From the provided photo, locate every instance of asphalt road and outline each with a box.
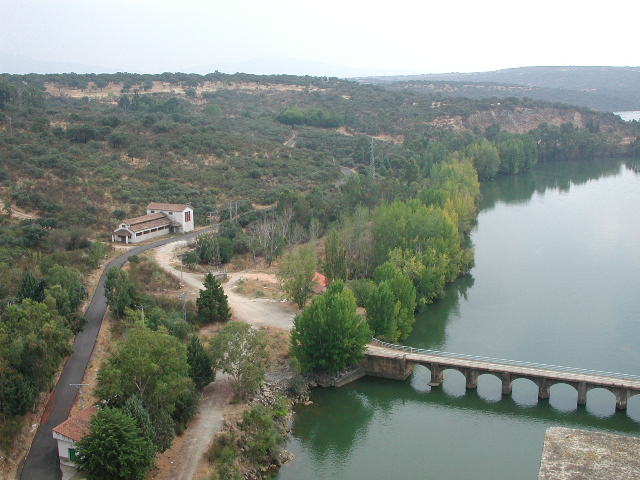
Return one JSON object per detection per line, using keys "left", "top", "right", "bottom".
{"left": 20, "top": 228, "right": 213, "bottom": 480}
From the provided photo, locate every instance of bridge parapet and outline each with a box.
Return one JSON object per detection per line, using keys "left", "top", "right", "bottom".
{"left": 366, "top": 339, "right": 640, "bottom": 411}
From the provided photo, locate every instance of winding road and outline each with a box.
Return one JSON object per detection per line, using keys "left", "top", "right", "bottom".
{"left": 20, "top": 228, "right": 214, "bottom": 480}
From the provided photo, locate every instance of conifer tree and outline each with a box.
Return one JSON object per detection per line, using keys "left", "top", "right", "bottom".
{"left": 16, "top": 271, "right": 46, "bottom": 303}
{"left": 196, "top": 273, "right": 231, "bottom": 324}
{"left": 187, "top": 335, "right": 214, "bottom": 390}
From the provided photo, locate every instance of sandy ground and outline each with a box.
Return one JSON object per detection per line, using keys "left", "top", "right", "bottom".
{"left": 151, "top": 375, "right": 234, "bottom": 480}
{"left": 0, "top": 201, "right": 39, "bottom": 220}
{"left": 149, "top": 242, "right": 296, "bottom": 479}
{"left": 152, "top": 242, "right": 297, "bottom": 330}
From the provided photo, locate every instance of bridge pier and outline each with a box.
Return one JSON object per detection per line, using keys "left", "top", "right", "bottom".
{"left": 577, "top": 382, "right": 587, "bottom": 407}
{"left": 429, "top": 363, "right": 444, "bottom": 387}
{"left": 538, "top": 379, "right": 550, "bottom": 400}
{"left": 465, "top": 369, "right": 478, "bottom": 390}
{"left": 501, "top": 373, "right": 512, "bottom": 396}
{"left": 615, "top": 389, "right": 629, "bottom": 410}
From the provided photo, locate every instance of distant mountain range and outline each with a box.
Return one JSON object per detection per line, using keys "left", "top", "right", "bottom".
{"left": 358, "top": 66, "right": 640, "bottom": 112}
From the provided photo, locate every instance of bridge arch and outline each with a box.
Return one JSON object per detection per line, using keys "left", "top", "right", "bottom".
{"left": 549, "top": 382, "right": 579, "bottom": 412}
{"left": 440, "top": 368, "right": 466, "bottom": 397}
{"left": 510, "top": 377, "right": 540, "bottom": 406}
{"left": 476, "top": 373, "right": 502, "bottom": 402}
{"left": 585, "top": 387, "right": 617, "bottom": 416}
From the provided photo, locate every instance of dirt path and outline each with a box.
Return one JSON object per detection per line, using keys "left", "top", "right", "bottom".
{"left": 152, "top": 375, "right": 234, "bottom": 480}
{"left": 149, "top": 243, "right": 296, "bottom": 479}
{"left": 0, "top": 201, "right": 39, "bottom": 220}
{"left": 152, "top": 243, "right": 297, "bottom": 330}
{"left": 283, "top": 130, "right": 297, "bottom": 148}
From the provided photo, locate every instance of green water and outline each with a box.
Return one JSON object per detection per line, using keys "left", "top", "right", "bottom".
{"left": 277, "top": 158, "right": 640, "bottom": 480}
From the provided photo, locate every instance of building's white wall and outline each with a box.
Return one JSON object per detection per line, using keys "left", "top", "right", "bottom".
{"left": 146, "top": 207, "right": 194, "bottom": 233}
{"left": 129, "top": 225, "right": 170, "bottom": 243}
{"left": 53, "top": 433, "right": 76, "bottom": 466}
{"left": 182, "top": 207, "right": 194, "bottom": 232}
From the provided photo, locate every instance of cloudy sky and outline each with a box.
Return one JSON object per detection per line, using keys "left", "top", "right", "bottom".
{"left": 2, "top": 0, "right": 639, "bottom": 76}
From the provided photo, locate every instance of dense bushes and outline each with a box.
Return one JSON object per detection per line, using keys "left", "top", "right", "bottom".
{"left": 276, "top": 107, "right": 341, "bottom": 128}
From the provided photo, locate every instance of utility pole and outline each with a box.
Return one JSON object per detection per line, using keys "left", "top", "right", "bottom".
{"left": 369, "top": 137, "right": 376, "bottom": 178}
{"left": 180, "top": 292, "right": 187, "bottom": 322}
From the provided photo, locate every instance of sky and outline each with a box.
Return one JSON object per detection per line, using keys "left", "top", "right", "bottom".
{"left": 2, "top": 0, "right": 639, "bottom": 77}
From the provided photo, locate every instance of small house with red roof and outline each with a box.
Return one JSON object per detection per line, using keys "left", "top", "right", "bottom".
{"left": 111, "top": 202, "right": 194, "bottom": 244}
{"left": 52, "top": 406, "right": 96, "bottom": 467}
{"left": 313, "top": 272, "right": 329, "bottom": 294}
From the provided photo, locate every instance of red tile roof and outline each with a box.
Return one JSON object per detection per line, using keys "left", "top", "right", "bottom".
{"left": 52, "top": 406, "right": 96, "bottom": 442}
{"left": 147, "top": 202, "right": 189, "bottom": 212}
{"left": 122, "top": 212, "right": 172, "bottom": 232}
{"left": 313, "top": 272, "right": 329, "bottom": 288}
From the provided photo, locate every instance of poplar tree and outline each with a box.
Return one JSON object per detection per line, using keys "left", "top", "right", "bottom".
{"left": 290, "top": 281, "right": 371, "bottom": 373}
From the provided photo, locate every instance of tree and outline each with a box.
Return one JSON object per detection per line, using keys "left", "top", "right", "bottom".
{"left": 323, "top": 229, "right": 347, "bottom": 281}
{"left": 122, "top": 395, "right": 157, "bottom": 450}
{"left": 277, "top": 245, "right": 317, "bottom": 308}
{"left": 16, "top": 271, "right": 46, "bottom": 303}
{"left": 104, "top": 267, "right": 137, "bottom": 318}
{"left": 0, "top": 300, "right": 72, "bottom": 393}
{"left": 373, "top": 262, "right": 417, "bottom": 340}
{"left": 187, "top": 335, "right": 214, "bottom": 390}
{"left": 45, "top": 264, "right": 87, "bottom": 314}
{"left": 366, "top": 281, "right": 400, "bottom": 341}
{"left": 290, "top": 281, "right": 372, "bottom": 373}
{"left": 96, "top": 325, "right": 193, "bottom": 419}
{"left": 465, "top": 140, "right": 501, "bottom": 180}
{"left": 0, "top": 368, "right": 37, "bottom": 416}
{"left": 196, "top": 273, "right": 231, "bottom": 324}
{"left": 77, "top": 407, "right": 155, "bottom": 480}
{"left": 209, "top": 322, "right": 270, "bottom": 399}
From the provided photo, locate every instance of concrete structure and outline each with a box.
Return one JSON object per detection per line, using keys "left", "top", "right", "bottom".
{"left": 146, "top": 202, "right": 194, "bottom": 233}
{"left": 364, "top": 340, "right": 640, "bottom": 411}
{"left": 538, "top": 427, "right": 640, "bottom": 479}
{"left": 52, "top": 406, "right": 96, "bottom": 468}
{"left": 112, "top": 202, "right": 193, "bottom": 243}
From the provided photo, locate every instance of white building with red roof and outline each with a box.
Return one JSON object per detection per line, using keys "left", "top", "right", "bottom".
{"left": 52, "top": 406, "right": 96, "bottom": 468}
{"left": 112, "top": 202, "right": 194, "bottom": 243}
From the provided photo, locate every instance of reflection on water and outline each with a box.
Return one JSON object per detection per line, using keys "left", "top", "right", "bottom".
{"left": 278, "top": 158, "right": 640, "bottom": 480}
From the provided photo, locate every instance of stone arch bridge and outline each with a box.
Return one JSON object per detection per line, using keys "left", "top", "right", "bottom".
{"left": 365, "top": 339, "right": 640, "bottom": 410}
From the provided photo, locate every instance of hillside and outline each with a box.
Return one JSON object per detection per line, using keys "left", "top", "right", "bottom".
{"left": 358, "top": 66, "right": 640, "bottom": 112}
{"left": 0, "top": 72, "right": 637, "bottom": 238}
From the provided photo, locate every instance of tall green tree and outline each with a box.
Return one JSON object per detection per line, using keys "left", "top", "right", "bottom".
{"left": 122, "top": 395, "right": 157, "bottom": 451}
{"left": 96, "top": 325, "right": 193, "bottom": 419}
{"left": 209, "top": 322, "right": 269, "bottom": 399}
{"left": 77, "top": 407, "right": 155, "bottom": 480}
{"left": 187, "top": 335, "right": 214, "bottom": 390}
{"left": 0, "top": 299, "right": 72, "bottom": 394}
{"left": 45, "top": 264, "right": 87, "bottom": 314}
{"left": 371, "top": 262, "right": 417, "bottom": 340}
{"left": 16, "top": 271, "right": 46, "bottom": 303}
{"left": 323, "top": 229, "right": 347, "bottom": 281}
{"left": 290, "top": 281, "right": 372, "bottom": 373}
{"left": 366, "top": 281, "right": 400, "bottom": 341}
{"left": 104, "top": 267, "right": 137, "bottom": 318}
{"left": 465, "top": 140, "right": 501, "bottom": 180}
{"left": 277, "top": 245, "right": 317, "bottom": 308}
{"left": 196, "top": 273, "right": 231, "bottom": 324}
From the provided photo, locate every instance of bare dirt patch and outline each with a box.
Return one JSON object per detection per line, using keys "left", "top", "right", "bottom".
{"left": 151, "top": 376, "right": 234, "bottom": 480}
{"left": 233, "top": 275, "right": 284, "bottom": 301}
{"left": 335, "top": 126, "right": 404, "bottom": 144}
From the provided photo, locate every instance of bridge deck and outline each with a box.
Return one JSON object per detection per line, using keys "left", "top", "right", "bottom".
{"left": 366, "top": 344, "right": 640, "bottom": 391}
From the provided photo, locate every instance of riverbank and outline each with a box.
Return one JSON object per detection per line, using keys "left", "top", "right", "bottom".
{"left": 276, "top": 158, "right": 640, "bottom": 480}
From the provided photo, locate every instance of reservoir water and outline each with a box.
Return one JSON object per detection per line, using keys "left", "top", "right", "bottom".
{"left": 277, "top": 158, "right": 640, "bottom": 480}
